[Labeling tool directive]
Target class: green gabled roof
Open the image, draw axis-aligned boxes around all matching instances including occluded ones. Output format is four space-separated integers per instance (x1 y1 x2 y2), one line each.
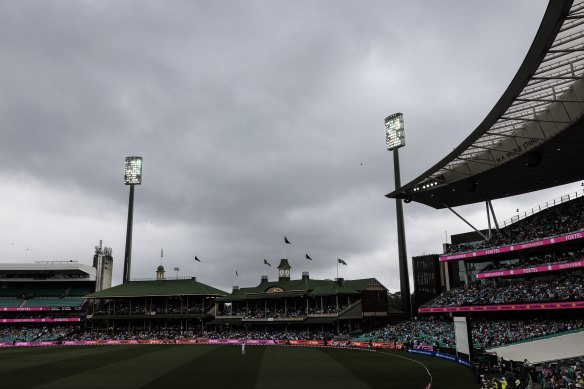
216 279 329 302
216 277 386 302
307 284 360 297
84 278 227 299
344 278 387 291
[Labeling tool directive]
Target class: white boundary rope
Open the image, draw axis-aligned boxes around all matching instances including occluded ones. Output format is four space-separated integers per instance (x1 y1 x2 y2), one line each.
377 350 433 388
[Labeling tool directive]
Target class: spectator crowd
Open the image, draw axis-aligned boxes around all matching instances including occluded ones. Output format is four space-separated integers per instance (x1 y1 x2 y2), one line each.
424 276 584 307
355 316 583 352
478 248 584 276
448 196 584 254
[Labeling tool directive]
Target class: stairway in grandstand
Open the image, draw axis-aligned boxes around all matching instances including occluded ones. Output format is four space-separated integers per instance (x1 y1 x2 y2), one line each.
486 329 584 363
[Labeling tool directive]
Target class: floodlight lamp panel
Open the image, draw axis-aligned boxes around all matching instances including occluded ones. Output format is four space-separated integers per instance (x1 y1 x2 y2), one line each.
124 156 143 185
384 112 405 151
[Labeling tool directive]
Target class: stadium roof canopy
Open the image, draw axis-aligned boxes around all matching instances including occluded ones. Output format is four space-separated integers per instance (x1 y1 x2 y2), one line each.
387 0 584 209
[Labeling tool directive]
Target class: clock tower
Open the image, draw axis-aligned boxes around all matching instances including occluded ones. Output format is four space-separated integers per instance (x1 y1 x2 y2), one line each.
277 259 291 281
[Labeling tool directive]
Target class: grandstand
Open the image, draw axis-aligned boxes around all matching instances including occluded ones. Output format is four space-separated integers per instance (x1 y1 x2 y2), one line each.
0 261 95 310
0 242 112 345
212 259 390 335
382 0 584 386
83 265 227 335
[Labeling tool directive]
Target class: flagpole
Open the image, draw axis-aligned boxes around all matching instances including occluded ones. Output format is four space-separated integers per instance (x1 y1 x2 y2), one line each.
336 259 338 280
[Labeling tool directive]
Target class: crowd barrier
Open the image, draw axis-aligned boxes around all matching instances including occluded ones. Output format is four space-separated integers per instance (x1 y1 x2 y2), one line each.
407 348 473 368
0 338 405 349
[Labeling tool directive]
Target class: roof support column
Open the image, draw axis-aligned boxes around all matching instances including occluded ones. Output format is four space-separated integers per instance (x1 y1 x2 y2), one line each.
487 200 500 232
445 204 488 241
486 202 492 239
393 148 412 318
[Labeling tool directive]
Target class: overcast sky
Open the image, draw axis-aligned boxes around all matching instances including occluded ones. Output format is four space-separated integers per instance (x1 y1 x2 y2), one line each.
2 0 578 292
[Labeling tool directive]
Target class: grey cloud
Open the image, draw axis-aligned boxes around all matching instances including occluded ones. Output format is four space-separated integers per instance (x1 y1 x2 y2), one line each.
0 0 559 293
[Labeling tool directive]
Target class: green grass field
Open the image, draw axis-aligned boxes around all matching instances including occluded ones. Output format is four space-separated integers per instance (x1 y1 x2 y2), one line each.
0 345 478 389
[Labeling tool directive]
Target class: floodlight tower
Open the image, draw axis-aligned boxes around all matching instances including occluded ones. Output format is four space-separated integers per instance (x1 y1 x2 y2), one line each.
123 156 143 283
385 113 411 317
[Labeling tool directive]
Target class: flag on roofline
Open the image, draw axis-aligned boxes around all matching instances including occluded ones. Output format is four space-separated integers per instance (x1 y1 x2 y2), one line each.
236 270 238 277
161 248 163 258
264 259 272 267
338 258 347 265
194 256 201 262
284 236 291 244
306 254 312 260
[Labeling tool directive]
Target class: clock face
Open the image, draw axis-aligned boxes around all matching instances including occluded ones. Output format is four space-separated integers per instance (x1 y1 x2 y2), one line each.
266 286 284 293
280 269 290 277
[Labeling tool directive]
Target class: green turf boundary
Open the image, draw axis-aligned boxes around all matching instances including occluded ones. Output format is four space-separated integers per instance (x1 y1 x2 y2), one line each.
0 344 479 389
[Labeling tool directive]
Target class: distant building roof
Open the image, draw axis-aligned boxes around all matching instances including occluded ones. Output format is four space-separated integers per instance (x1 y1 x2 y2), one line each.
0 262 96 281
84 278 227 299
217 277 386 302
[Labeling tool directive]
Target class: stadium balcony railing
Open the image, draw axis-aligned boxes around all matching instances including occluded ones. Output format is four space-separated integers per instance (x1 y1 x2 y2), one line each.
500 189 584 228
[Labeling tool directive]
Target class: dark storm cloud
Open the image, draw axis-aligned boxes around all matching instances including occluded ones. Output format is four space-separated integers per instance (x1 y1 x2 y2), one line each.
0 0 559 291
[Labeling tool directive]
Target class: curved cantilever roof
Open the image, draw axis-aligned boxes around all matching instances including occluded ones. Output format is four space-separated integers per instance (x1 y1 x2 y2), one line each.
387 0 584 209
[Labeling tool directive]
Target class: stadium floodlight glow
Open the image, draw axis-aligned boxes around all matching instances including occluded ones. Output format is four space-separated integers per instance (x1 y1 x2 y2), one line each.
385 112 405 151
124 156 143 185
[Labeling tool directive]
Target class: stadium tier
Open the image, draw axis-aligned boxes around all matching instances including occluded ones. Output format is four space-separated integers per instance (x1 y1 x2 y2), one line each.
212 259 390 333
82 266 228 335
445 195 584 256
353 316 583 353
82 261 390 336
0 248 111 342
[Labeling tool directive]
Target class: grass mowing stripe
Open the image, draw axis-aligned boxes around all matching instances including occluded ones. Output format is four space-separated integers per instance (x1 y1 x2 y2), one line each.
31 345 217 389
139 345 266 389
320 347 430 389
0 345 479 389
0 346 164 389
255 346 371 389
0 345 118 374
0 346 82 362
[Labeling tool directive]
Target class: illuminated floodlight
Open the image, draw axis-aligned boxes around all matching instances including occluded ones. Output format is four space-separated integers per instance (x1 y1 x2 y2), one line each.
385 113 405 151
124 156 143 185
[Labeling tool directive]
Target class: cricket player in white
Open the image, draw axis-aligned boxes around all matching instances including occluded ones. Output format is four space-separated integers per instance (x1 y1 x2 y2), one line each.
241 341 246 355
